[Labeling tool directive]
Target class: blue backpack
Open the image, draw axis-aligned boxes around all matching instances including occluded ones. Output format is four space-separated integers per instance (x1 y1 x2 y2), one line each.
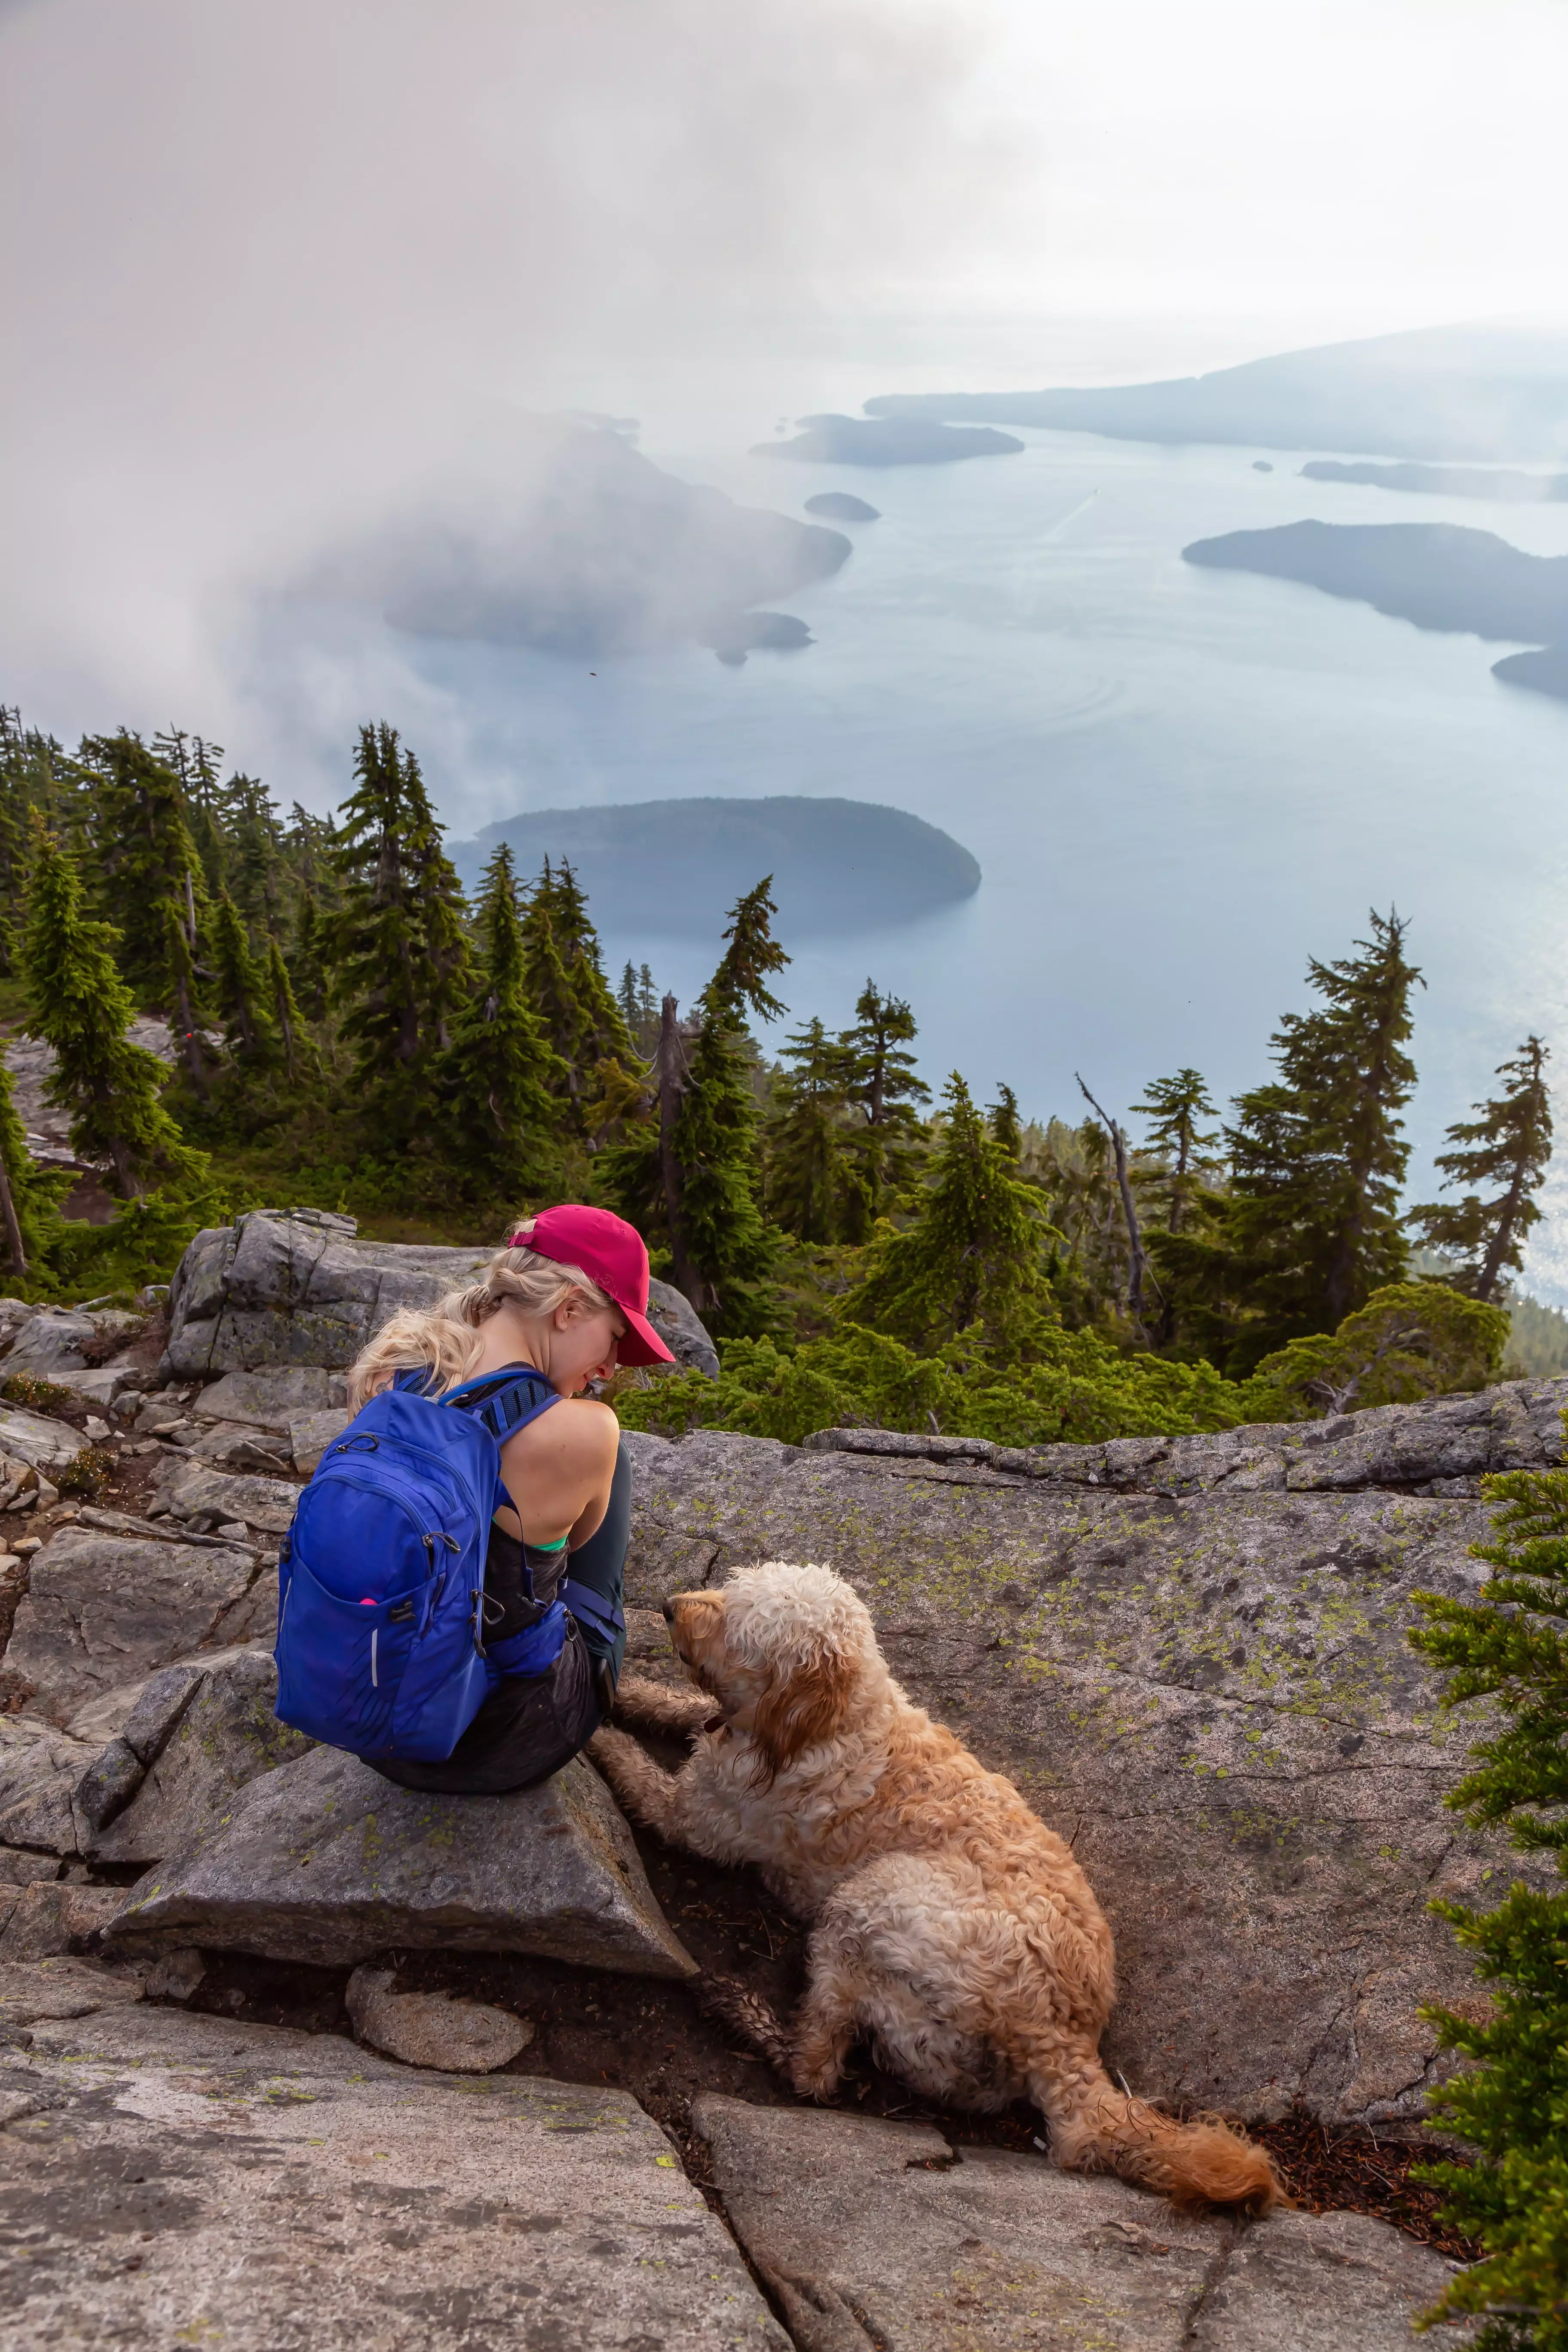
275 1366 570 1762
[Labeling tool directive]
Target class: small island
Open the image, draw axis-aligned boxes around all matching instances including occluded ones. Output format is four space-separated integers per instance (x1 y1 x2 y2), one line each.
754 414 1023 466
805 492 882 521
450 796 982 938
1302 460 1568 502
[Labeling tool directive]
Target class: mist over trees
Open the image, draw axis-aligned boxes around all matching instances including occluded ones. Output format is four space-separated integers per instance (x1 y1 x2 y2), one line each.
0 703 1553 1437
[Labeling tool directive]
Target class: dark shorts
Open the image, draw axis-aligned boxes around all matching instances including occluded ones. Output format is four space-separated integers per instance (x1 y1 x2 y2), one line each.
369 1437 632 1798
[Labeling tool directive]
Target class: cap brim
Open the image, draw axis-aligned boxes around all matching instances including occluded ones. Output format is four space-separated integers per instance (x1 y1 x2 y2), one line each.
616 1309 677 1369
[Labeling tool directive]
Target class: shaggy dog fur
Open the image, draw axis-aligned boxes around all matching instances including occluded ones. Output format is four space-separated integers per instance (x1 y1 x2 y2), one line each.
591 1561 1280 2212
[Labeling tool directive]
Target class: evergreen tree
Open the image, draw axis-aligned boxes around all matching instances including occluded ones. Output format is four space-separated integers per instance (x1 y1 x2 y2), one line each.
838 980 930 1216
329 723 472 1139
210 889 276 1067
1213 911 1421 1369
80 729 216 1096
990 1082 1023 1161
291 890 329 1022
522 858 636 1120
768 1016 858 1243
1412 1038 1553 1303
265 933 314 1081
845 1072 1058 1357
21 826 205 1198
438 844 566 1204
1133 1069 1222 1234
1408 1450 1568 2348
219 772 286 931
619 877 789 1331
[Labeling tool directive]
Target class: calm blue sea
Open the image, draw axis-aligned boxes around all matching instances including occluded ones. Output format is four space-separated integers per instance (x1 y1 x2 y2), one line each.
253 413 1568 1303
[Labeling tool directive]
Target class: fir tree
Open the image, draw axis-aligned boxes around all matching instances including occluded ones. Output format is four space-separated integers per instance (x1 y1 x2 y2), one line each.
624 877 789 1331
836 980 930 1209
21 826 205 1198
265 933 313 1081
1408 1449 1568 2348
990 1082 1023 1161
1412 1038 1553 1303
1133 1069 1222 1235
80 729 215 1095
438 844 566 1204
768 1016 858 1243
291 890 329 1023
522 859 636 1120
845 1072 1058 1357
210 889 276 1067
1214 910 1421 1369
329 723 472 1139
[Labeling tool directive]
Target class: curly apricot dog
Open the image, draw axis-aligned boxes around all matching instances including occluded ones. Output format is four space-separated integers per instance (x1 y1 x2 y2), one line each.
590 1560 1279 2211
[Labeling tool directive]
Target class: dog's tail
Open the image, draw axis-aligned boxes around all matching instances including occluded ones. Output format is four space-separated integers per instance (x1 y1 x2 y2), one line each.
1031 2053 1281 2213
697 1973 795 2072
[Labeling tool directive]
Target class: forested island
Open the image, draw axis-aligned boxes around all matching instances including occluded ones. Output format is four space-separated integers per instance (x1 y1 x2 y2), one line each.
0 704 1553 1455
1302 460 1568 501
863 323 1568 460
1182 519 1568 691
754 414 1023 466
309 410 850 660
450 796 980 937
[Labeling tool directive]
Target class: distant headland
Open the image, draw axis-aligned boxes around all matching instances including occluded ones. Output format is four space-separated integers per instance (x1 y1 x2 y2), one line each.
754 414 1023 466
450 796 982 939
862 324 1568 462
1181 517 1568 707
1301 460 1568 501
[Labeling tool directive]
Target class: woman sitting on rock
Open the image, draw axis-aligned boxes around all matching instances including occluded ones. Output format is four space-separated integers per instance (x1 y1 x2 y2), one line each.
343 1204 674 1795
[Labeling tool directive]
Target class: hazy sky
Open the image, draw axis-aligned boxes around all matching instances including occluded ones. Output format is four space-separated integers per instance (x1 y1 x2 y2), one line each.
5 0 1568 750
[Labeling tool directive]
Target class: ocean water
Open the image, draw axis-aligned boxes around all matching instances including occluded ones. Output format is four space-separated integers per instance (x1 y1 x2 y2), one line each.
256 410 1568 1302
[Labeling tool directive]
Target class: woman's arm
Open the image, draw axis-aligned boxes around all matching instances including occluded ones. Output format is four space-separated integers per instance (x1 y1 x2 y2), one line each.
494 1397 619 1547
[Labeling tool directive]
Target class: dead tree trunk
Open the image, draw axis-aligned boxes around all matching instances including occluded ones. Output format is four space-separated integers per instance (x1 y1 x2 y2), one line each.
1078 1075 1155 1344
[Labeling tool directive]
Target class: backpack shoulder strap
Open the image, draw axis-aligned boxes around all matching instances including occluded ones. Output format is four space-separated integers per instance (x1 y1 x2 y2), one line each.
440 1364 560 1446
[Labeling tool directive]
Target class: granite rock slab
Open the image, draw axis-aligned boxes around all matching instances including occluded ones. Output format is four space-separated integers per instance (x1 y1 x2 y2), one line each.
0 1406 87 1472
695 2094 1471 2352
109 1742 699 1977
624 1412 1547 2124
0 1880 124 1960
3 1531 263 1724
164 1206 720 1379
193 1366 348 1430
289 1405 352 1474
153 1456 301 1534
88 1649 311 1866
2 2006 785 2352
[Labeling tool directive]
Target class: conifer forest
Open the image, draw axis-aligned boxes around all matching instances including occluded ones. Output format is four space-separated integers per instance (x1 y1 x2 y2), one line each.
0 704 1556 1445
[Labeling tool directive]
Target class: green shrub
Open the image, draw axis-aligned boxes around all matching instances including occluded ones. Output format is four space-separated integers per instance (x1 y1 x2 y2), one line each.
1249 1280 1509 1421
1409 1431 1568 2347
55 1444 112 1499
1 1372 72 1412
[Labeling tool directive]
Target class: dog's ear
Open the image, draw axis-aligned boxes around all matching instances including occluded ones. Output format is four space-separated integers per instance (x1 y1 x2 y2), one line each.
750 1643 855 1783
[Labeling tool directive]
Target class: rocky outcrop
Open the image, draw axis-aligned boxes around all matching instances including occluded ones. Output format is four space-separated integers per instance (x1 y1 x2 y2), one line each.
2 1532 267 1723
695 2095 1467 2352
2 2004 785 2352
108 1741 699 1979
622 1393 1568 2126
164 1206 720 1378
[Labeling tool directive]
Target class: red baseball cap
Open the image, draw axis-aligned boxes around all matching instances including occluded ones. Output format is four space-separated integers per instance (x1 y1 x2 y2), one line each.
510 1205 676 1368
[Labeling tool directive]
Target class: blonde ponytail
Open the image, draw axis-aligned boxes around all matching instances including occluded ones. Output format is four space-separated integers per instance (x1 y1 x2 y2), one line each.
346 1222 616 1411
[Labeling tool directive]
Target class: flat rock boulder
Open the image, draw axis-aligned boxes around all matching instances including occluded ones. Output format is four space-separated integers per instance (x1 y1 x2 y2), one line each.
3 1531 264 1724
346 1962 534 2071
89 1649 311 1866
164 1205 720 1378
153 1456 300 1534
2 2005 785 2352
624 1396 1567 2125
0 1880 124 1960
0 1716 104 1853
193 1366 348 1430
0 1406 86 1473
695 2095 1468 2352
109 1742 698 1978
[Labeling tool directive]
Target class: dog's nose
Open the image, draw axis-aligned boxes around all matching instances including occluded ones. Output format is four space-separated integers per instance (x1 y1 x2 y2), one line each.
661 1597 675 1622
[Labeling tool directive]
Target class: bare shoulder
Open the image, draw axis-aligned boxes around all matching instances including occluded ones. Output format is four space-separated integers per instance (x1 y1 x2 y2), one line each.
506 1395 619 1470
